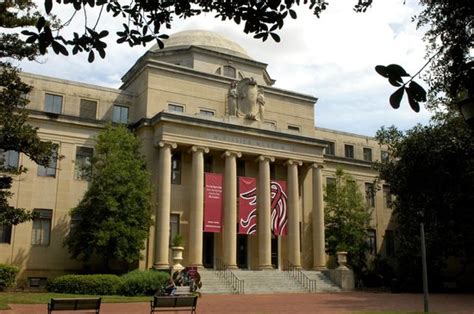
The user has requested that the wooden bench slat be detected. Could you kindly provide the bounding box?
[48,297,101,313]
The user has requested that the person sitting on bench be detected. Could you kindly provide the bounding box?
[163,276,176,295]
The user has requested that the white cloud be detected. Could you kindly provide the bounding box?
[18,0,432,136]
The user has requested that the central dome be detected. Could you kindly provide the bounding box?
[150,30,251,59]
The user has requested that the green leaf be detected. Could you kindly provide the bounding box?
[270,32,280,42]
[388,76,403,87]
[36,17,45,31]
[405,88,420,112]
[408,81,427,102]
[289,9,297,19]
[389,87,404,109]
[88,50,95,63]
[386,64,410,77]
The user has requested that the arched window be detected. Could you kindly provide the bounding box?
[223,65,236,78]
[215,67,221,75]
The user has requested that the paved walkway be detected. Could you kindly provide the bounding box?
[2,292,474,313]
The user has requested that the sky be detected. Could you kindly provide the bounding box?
[17,0,433,136]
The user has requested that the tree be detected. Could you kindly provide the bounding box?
[324,168,372,275]
[0,0,55,226]
[65,125,152,271]
[375,116,474,290]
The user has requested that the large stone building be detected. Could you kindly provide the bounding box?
[0,30,395,287]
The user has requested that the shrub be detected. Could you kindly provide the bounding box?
[120,270,169,296]
[47,274,123,295]
[0,264,19,289]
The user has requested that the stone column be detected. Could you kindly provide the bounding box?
[286,159,302,268]
[153,141,177,270]
[312,164,326,270]
[222,151,241,269]
[188,146,209,268]
[257,155,274,270]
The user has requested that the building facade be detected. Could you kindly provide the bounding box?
[0,30,395,287]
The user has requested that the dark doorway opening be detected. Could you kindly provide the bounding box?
[203,232,214,268]
[237,234,248,269]
[271,235,279,269]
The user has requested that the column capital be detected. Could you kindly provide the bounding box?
[256,155,275,163]
[285,159,303,166]
[222,150,242,158]
[157,141,177,149]
[188,146,209,154]
[311,163,324,169]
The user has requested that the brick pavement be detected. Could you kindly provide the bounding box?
[2,292,474,313]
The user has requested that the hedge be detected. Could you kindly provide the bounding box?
[47,274,123,295]
[120,270,169,296]
[47,270,169,296]
[0,264,19,289]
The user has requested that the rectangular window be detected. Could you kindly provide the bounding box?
[383,185,392,208]
[363,147,373,162]
[37,145,58,177]
[223,65,236,78]
[204,155,213,173]
[326,177,336,194]
[112,105,129,123]
[70,213,82,231]
[75,146,93,180]
[168,104,184,112]
[344,144,354,158]
[381,150,389,162]
[171,152,181,185]
[270,163,276,180]
[324,141,335,156]
[1,150,19,169]
[199,109,215,116]
[237,159,245,177]
[367,229,376,255]
[288,125,300,132]
[79,99,97,119]
[264,120,276,127]
[365,183,375,208]
[31,209,52,246]
[28,277,47,288]
[169,213,180,246]
[44,93,63,114]
[385,230,395,256]
[0,224,12,244]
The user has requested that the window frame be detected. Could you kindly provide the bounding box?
[112,105,129,124]
[171,152,182,185]
[44,93,63,114]
[79,99,98,119]
[344,144,355,159]
[204,155,213,173]
[367,229,377,255]
[381,150,389,162]
[37,145,58,178]
[199,109,215,117]
[223,65,236,78]
[74,146,93,181]
[383,185,392,208]
[1,150,19,169]
[287,125,301,132]
[363,147,373,162]
[365,182,375,208]
[0,224,12,244]
[168,103,184,113]
[31,209,52,246]
[324,141,335,156]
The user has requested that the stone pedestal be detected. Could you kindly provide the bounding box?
[171,246,185,271]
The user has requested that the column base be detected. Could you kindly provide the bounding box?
[225,264,238,270]
[313,266,327,271]
[258,264,274,270]
[153,263,170,270]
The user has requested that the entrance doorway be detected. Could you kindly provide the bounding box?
[237,235,248,269]
[271,235,279,269]
[202,232,214,268]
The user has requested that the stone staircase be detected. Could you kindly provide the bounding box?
[198,269,235,294]
[197,268,341,294]
[302,270,342,292]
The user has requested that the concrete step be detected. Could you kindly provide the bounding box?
[302,270,342,292]
[198,269,235,294]
[232,270,308,294]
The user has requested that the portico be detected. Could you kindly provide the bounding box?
[137,111,327,271]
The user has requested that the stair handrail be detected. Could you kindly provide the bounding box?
[283,259,317,292]
[215,258,245,294]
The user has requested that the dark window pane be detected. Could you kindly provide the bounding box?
[31,209,52,246]
[325,142,335,155]
[37,145,58,177]
[75,146,93,180]
[112,105,129,123]
[0,224,12,244]
[367,229,376,255]
[168,104,184,112]
[80,99,97,119]
[344,145,354,158]
[204,155,213,173]
[171,152,181,185]
[365,183,375,207]
[363,148,372,161]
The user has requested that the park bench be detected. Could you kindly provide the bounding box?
[150,295,197,313]
[47,297,101,314]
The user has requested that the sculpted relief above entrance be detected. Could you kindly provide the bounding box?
[227,78,265,121]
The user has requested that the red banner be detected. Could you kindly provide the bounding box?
[271,180,288,236]
[239,177,257,234]
[204,173,223,233]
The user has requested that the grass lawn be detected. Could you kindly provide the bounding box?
[0,292,150,310]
